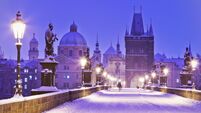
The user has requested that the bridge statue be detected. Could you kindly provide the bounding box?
[45,23,58,58]
[31,23,59,94]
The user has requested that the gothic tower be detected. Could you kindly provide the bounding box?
[125,9,154,87]
[29,33,39,60]
[92,34,101,63]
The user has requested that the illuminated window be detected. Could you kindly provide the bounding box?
[14,69,17,73]
[29,75,32,80]
[35,69,37,73]
[24,84,27,89]
[35,76,37,80]
[67,75,70,79]
[24,78,27,82]
[24,69,29,73]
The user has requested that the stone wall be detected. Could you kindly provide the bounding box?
[146,86,201,101]
[0,86,107,113]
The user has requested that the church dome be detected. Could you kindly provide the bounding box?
[104,45,116,55]
[59,22,87,46]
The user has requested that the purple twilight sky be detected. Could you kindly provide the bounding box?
[0,0,201,59]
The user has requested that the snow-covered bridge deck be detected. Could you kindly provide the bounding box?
[45,88,201,113]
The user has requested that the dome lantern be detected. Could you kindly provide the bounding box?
[70,22,77,32]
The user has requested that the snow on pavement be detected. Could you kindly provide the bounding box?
[44,88,201,113]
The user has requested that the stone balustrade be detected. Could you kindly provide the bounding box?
[146,86,201,101]
[0,86,107,113]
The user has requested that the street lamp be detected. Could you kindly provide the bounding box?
[102,71,107,77]
[163,68,169,87]
[11,11,26,97]
[190,59,198,89]
[151,72,156,78]
[191,59,198,70]
[95,66,101,74]
[145,74,149,86]
[139,77,145,88]
[80,57,87,85]
[163,68,169,76]
[151,72,156,86]
[95,66,102,85]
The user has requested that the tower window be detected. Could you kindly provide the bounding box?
[24,78,28,82]
[69,50,73,56]
[79,50,82,56]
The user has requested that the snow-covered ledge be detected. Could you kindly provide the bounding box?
[0,86,108,113]
[146,86,201,101]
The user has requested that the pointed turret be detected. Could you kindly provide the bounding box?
[130,9,144,36]
[116,35,121,55]
[149,23,153,36]
[125,28,129,36]
[189,43,192,57]
[94,33,100,53]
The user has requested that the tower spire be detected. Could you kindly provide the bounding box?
[149,19,153,36]
[189,43,192,57]
[130,7,144,36]
[125,27,129,35]
[95,33,99,51]
[117,35,121,55]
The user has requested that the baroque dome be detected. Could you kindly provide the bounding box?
[59,22,87,46]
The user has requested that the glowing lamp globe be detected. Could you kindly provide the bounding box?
[145,75,149,80]
[191,59,198,70]
[151,72,156,78]
[96,67,101,74]
[11,11,26,41]
[163,68,169,76]
[80,57,87,68]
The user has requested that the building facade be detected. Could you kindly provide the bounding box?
[125,11,154,87]
[55,22,88,89]
[103,39,125,86]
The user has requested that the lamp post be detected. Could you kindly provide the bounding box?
[139,77,145,88]
[102,71,107,85]
[163,67,169,87]
[11,11,26,97]
[95,66,102,85]
[80,57,87,86]
[144,74,149,86]
[151,72,156,85]
[190,59,198,89]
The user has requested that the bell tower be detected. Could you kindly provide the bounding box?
[29,33,39,60]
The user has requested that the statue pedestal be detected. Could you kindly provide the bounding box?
[180,70,193,88]
[83,70,92,87]
[32,57,58,95]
